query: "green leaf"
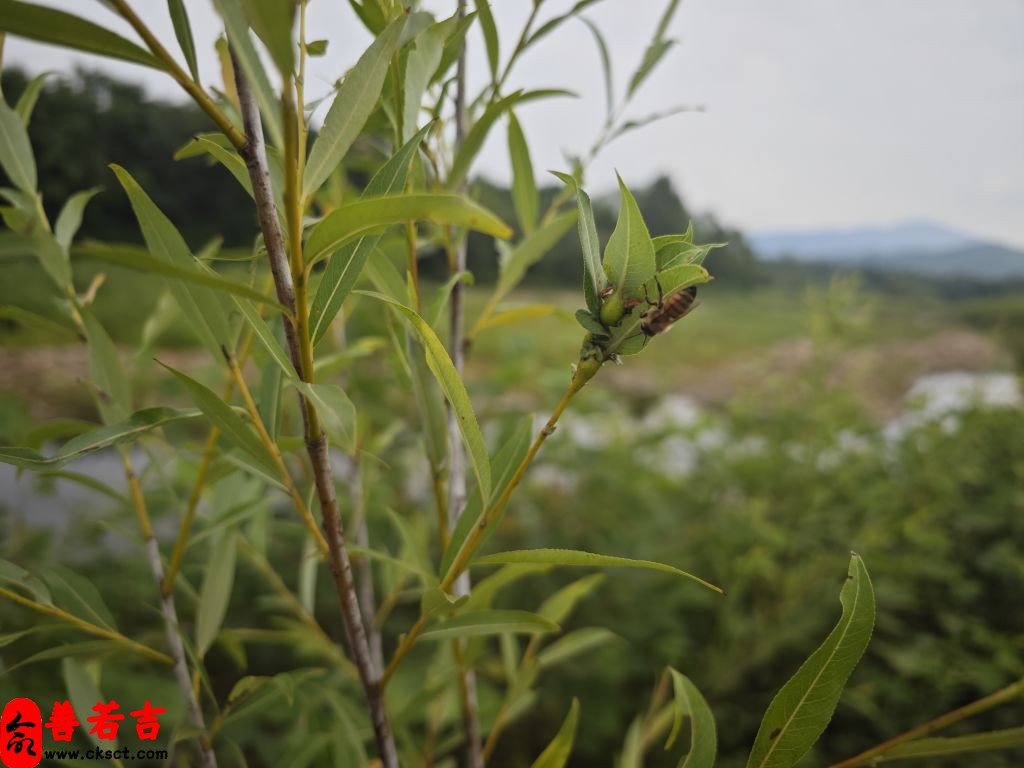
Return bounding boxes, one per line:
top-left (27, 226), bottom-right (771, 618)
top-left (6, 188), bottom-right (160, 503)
top-left (580, 17), bottom-right (614, 117)
top-left (537, 627), bottom-right (616, 670)
top-left (473, 0), bottom-right (500, 80)
top-left (303, 16), bottom-right (406, 198)
top-left (426, 270), bottom-right (473, 328)
top-left (42, 565), bottom-right (118, 631)
top-left (13, 70), bottom-right (50, 125)
top-left (30, 232), bottom-right (71, 290)
top-left (531, 699), bottom-right (580, 768)
top-left (175, 134), bottom-right (253, 196)
top-left (507, 112), bottom-right (538, 236)
top-left (552, 171), bottom-right (605, 314)
top-left (239, 0), bottom-right (295, 75)
top-left (168, 0), bottom-right (200, 83)
top-left (496, 210), bottom-right (577, 302)
top-left (538, 573), bottom-right (605, 624)
top-left (54, 188), bottom-right (100, 253)
top-left (0, 305), bottom-right (76, 340)
top-left (196, 530), bottom-right (238, 657)
top-left (403, 19), bottom-right (447, 142)
top-left (63, 658), bottom-right (114, 749)
top-left (644, 264), bottom-right (709, 298)
top-left (627, 0), bottom-right (681, 98)
top-left (478, 304), bottom-right (563, 334)
top-left (407, 334), bottom-right (448, 470)
top-left (297, 383), bottom-right (357, 453)
top-left (358, 291), bottom-right (491, 503)
top-left (309, 122), bottom-right (432, 344)
top-left (666, 670), bottom-right (717, 768)
top-left (110, 165), bottom-right (233, 358)
top-left (747, 553), bottom-right (875, 768)
top-left (873, 726), bottom-right (1024, 763)
top-left (472, 549), bottom-right (724, 595)
top-left (160, 362), bottom-right (277, 473)
top-left (603, 173), bottom-right (656, 301)
top-left (233, 297), bottom-right (295, 377)
top-left (421, 609), bottom-right (558, 641)
top-left (305, 39), bottom-right (328, 56)
top-left (0, 0), bottom-right (161, 68)
top-left (82, 307), bottom-right (131, 423)
top-left (0, 557), bottom-right (52, 604)
top-left (523, 0), bottom-right (605, 53)
top-left (449, 89), bottom-right (574, 190)
top-left (213, 0), bottom-right (284, 148)
top-left (0, 95), bottom-right (37, 193)
top-left (305, 193), bottom-right (511, 264)
top-left (0, 407), bottom-right (200, 470)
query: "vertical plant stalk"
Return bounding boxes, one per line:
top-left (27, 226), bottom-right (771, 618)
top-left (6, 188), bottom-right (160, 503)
top-left (829, 676), bottom-right (1024, 768)
top-left (349, 452), bottom-right (384, 673)
top-left (122, 453), bottom-right (218, 768)
top-left (446, 3), bottom-right (483, 764)
top-left (231, 55), bottom-right (398, 768)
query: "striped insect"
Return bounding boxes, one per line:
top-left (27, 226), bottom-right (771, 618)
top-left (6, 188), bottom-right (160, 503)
top-left (640, 282), bottom-right (699, 337)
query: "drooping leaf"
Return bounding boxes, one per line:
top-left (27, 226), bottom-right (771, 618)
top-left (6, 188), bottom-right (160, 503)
top-left (666, 670), bottom-right (717, 768)
top-left (174, 134), bottom-right (253, 196)
top-left (747, 554), bottom-right (875, 768)
top-left (552, 171), bottom-right (605, 314)
top-left (305, 193), bottom-right (511, 264)
top-left (0, 0), bottom-right (162, 68)
top-left (63, 658), bottom-right (114, 749)
top-left (196, 531), bottom-right (238, 657)
top-left (472, 0), bottom-right (500, 80)
top-left (0, 95), bottom-right (37, 193)
top-left (0, 407), bottom-right (200, 470)
top-left (303, 16), bottom-right (406, 197)
top-left (232, 297), bottom-right (295, 377)
top-left (420, 609), bottom-right (558, 641)
top-left (358, 291), bottom-right (491, 503)
top-left (296, 382), bottom-right (357, 454)
top-left (167, 0), bottom-right (200, 83)
top-left (531, 699), bottom-right (580, 768)
top-left (238, 0), bottom-right (295, 75)
top-left (309, 122), bottom-right (432, 344)
top-left (472, 549), bottom-right (724, 595)
top-left (579, 17), bottom-right (614, 117)
top-left (160, 362), bottom-right (277, 473)
top-left (42, 565), bottom-right (118, 631)
top-left (496, 211), bottom-right (577, 301)
top-left (507, 112), bottom-right (538, 236)
top-left (407, 334), bottom-right (448, 471)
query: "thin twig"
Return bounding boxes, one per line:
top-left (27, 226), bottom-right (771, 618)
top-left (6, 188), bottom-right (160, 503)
top-left (231, 53), bottom-right (399, 768)
top-left (829, 676), bottom-right (1024, 768)
top-left (121, 452), bottom-right (218, 768)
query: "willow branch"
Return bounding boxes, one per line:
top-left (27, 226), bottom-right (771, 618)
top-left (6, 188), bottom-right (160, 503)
top-left (231, 54), bottom-right (398, 768)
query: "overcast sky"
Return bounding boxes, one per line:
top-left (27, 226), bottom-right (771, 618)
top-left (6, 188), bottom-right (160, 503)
top-left (6, 1), bottom-right (1024, 246)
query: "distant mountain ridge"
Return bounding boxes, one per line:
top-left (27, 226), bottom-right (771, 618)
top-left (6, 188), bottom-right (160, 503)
top-left (749, 221), bottom-right (1024, 280)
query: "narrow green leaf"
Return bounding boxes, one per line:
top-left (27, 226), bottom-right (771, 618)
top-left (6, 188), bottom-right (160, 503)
top-left (507, 112), bottom-right (538, 236)
top-left (0, 0), bottom-right (162, 68)
top-left (74, 242), bottom-right (283, 311)
top-left (167, 0), bottom-right (200, 83)
top-left (233, 297), bottom-right (295, 376)
top-left (433, 11), bottom-right (476, 85)
top-left (305, 193), bottom-right (512, 264)
top-left (552, 171), bottom-right (605, 314)
top-left (580, 17), bottom-right (614, 117)
top-left (537, 627), bottom-right (616, 670)
top-left (296, 382), bottom-right (357, 454)
top-left (479, 304), bottom-right (563, 333)
top-left (523, 0), bottom-right (605, 53)
top-left (407, 334), bottom-right (448, 470)
top-left (213, 0), bottom-right (284, 148)
top-left (175, 135), bottom-right (253, 196)
top-left (42, 565), bottom-right (118, 631)
top-left (0, 407), bottom-right (200, 470)
top-left (667, 670), bottom-right (717, 768)
top-left (0, 558), bottom-right (52, 604)
top-left (239, 0), bottom-right (295, 75)
top-left (627, 0), bottom-right (681, 98)
top-left (531, 699), bottom-right (580, 768)
top-left (473, 0), bottom-right (500, 80)
top-left (0, 95), bottom-right (37, 193)
top-left (874, 726), bottom-right (1024, 763)
top-left (63, 658), bottom-right (113, 749)
top-left (31, 232), bottom-right (71, 289)
top-left (13, 70), bottom-right (50, 125)
top-left (82, 307), bottom-right (131, 423)
top-left (0, 305), bottom-right (76, 340)
top-left (403, 19), bottom-right (447, 142)
top-left (196, 531), bottom-right (238, 657)
top-left (309, 122), bottom-right (432, 344)
top-left (449, 89), bottom-right (573, 190)
top-left (497, 210), bottom-right (576, 301)
top-left (538, 573), bottom-right (604, 624)
top-left (303, 16), bottom-right (406, 197)
top-left (421, 609), bottom-right (558, 641)
top-left (472, 549), bottom-right (724, 595)
top-left (357, 291), bottom-right (491, 503)
top-left (55, 188), bottom-right (100, 253)
top-left (426, 270), bottom-right (473, 328)
top-left (747, 553), bottom-right (875, 768)
top-left (110, 165), bottom-right (233, 357)
top-left (644, 264), bottom-right (709, 298)
top-left (160, 362), bottom-right (277, 473)
top-left (603, 173), bottom-right (656, 301)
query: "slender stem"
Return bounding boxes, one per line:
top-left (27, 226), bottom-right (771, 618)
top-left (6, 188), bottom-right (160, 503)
top-left (829, 677), bottom-right (1024, 768)
top-left (225, 352), bottom-right (329, 556)
top-left (383, 379), bottom-right (584, 687)
top-left (349, 452), bottom-right (384, 673)
top-left (482, 634), bottom-right (544, 762)
top-left (107, 0), bottom-right (245, 150)
top-left (232, 57), bottom-right (398, 768)
top-left (121, 452), bottom-right (218, 768)
top-left (0, 585), bottom-right (170, 665)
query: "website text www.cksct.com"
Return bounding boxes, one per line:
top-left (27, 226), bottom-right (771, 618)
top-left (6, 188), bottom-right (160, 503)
top-left (41, 746), bottom-right (169, 761)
